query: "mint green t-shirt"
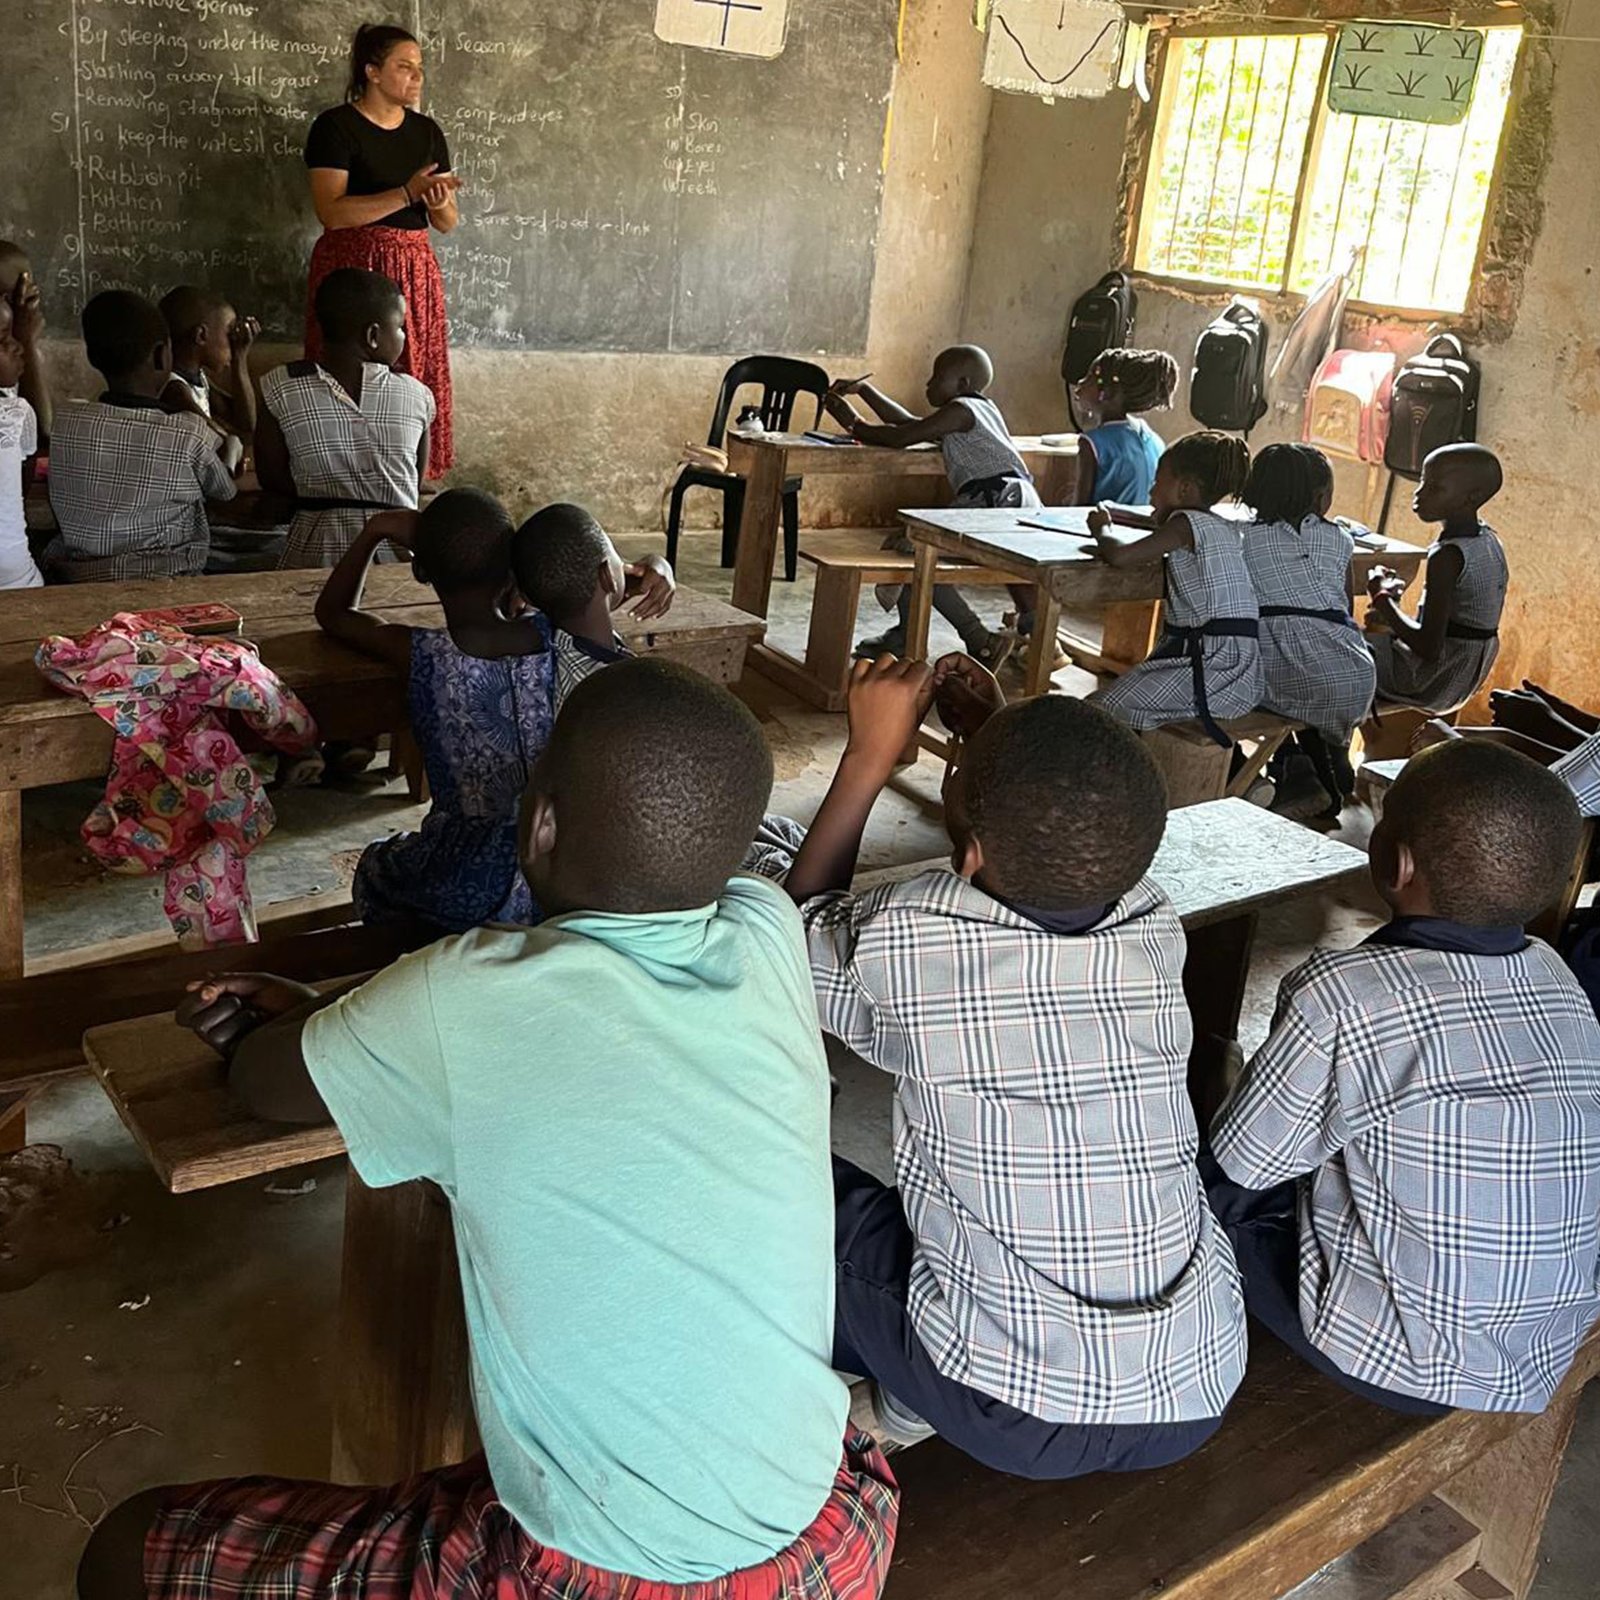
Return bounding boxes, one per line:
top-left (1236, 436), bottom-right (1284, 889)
top-left (304, 875), bottom-right (848, 1583)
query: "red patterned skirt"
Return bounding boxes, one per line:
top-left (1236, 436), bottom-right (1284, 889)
top-left (305, 226), bottom-right (454, 475)
top-left (142, 1434), bottom-right (898, 1600)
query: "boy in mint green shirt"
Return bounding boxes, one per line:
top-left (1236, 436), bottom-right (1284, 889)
top-left (79, 660), bottom-right (898, 1600)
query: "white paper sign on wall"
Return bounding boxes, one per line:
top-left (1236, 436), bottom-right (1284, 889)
top-left (654, 0), bottom-right (790, 59)
top-left (983, 0), bottom-right (1125, 100)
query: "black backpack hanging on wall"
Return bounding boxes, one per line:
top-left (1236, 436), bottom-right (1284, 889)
top-left (1384, 334), bottom-right (1480, 478)
top-left (1189, 299), bottom-right (1270, 434)
top-left (1062, 272), bottom-right (1137, 417)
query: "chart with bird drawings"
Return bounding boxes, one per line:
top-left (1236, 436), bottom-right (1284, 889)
top-left (982, 0), bottom-right (1124, 100)
top-left (4, 0), bottom-right (896, 353)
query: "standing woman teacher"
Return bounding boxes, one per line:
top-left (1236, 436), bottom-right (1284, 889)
top-left (303, 24), bottom-right (461, 473)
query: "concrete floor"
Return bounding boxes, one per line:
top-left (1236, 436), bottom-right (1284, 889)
top-left (2, 532), bottom-right (1596, 1598)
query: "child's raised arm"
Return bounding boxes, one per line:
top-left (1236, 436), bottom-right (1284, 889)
top-left (314, 512), bottom-right (418, 670)
top-left (11, 274), bottom-right (51, 441)
top-left (223, 314), bottom-right (261, 442)
top-left (785, 656), bottom-right (935, 902)
top-left (1366, 543), bottom-right (1463, 664)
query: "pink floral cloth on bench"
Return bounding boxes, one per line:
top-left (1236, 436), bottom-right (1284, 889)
top-left (35, 615), bottom-right (319, 948)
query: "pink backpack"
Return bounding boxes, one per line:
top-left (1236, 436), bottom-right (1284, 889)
top-left (1302, 349), bottom-right (1396, 464)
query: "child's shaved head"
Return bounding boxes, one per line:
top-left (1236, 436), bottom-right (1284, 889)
top-left (1378, 740), bottom-right (1580, 926)
top-left (522, 658), bottom-right (774, 915)
top-left (412, 488), bottom-right (513, 595)
top-left (933, 344), bottom-right (993, 391)
top-left (954, 695), bottom-right (1167, 910)
top-left (1429, 443), bottom-right (1502, 501)
top-left (82, 290), bottom-right (168, 382)
top-left (512, 503), bottom-right (619, 621)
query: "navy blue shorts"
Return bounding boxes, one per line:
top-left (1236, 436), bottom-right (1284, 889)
top-left (1199, 1152), bottom-right (1450, 1418)
top-left (831, 1156), bottom-right (1225, 1478)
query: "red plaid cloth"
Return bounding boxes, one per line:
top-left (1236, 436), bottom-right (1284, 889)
top-left (144, 1434), bottom-right (897, 1600)
top-left (305, 225), bottom-right (455, 475)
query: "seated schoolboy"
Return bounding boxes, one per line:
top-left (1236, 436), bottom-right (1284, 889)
top-left (1365, 444), bottom-right (1507, 714)
top-left (0, 238), bottom-right (53, 441)
top-left (47, 291), bottom-right (236, 581)
top-left (823, 345), bottom-right (1032, 670)
top-left (0, 325), bottom-right (41, 589)
top-left (257, 267), bottom-right (434, 569)
top-left (158, 285), bottom-right (261, 473)
top-left (785, 655), bottom-right (1246, 1472)
top-left (1208, 740), bottom-right (1600, 1414)
top-left (79, 659), bottom-right (897, 1600)
top-left (511, 503), bottom-right (805, 880)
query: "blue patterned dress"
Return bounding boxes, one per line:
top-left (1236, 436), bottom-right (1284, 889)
top-left (353, 622), bottom-right (623, 932)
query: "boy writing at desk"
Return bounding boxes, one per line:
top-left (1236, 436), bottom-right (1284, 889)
top-left (82, 660), bottom-right (897, 1600)
top-left (784, 654), bottom-right (1246, 1470)
top-left (823, 346), bottom-right (1032, 671)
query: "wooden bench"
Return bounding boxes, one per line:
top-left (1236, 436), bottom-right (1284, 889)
top-left (766, 530), bottom-right (1023, 712)
top-left (886, 1331), bottom-right (1600, 1600)
top-left (1143, 713), bottom-right (1305, 810)
top-left (1360, 703), bottom-right (1460, 762)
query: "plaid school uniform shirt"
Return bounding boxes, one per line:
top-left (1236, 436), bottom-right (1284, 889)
top-left (260, 361), bottom-right (434, 567)
top-left (47, 396), bottom-right (234, 580)
top-left (1552, 733), bottom-right (1600, 818)
top-left (1212, 937), bottom-right (1600, 1411)
top-left (803, 869), bottom-right (1247, 1425)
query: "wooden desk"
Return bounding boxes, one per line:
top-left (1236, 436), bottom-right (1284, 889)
top-left (900, 508), bottom-right (1429, 694)
top-left (0, 572), bottom-right (764, 979)
top-left (725, 432), bottom-right (1079, 692)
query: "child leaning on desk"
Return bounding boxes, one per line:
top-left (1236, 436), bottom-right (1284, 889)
top-left (822, 344), bottom-right (1033, 672)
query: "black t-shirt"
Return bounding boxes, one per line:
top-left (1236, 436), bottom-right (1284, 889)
top-left (303, 103), bottom-right (451, 231)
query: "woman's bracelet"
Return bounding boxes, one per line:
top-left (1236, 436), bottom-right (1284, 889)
top-left (401, 182), bottom-right (417, 206)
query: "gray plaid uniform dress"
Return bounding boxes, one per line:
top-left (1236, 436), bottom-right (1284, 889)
top-left (47, 398), bottom-right (235, 581)
top-left (1243, 515), bottom-right (1376, 742)
top-left (1370, 524), bottom-right (1507, 713)
top-left (1552, 734), bottom-right (1600, 817)
top-left (260, 362), bottom-right (434, 569)
top-left (803, 870), bottom-right (1247, 1425)
top-left (1212, 936), bottom-right (1600, 1411)
top-left (1092, 510), bottom-right (1263, 731)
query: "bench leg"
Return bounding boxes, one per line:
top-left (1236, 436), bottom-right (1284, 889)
top-left (1143, 730), bottom-right (1233, 809)
top-left (804, 566), bottom-right (865, 710)
top-left (0, 789), bottom-right (21, 981)
top-left (1436, 1376), bottom-right (1588, 1599)
top-left (1224, 730), bottom-right (1293, 800)
top-left (1183, 911), bottom-right (1257, 1126)
top-left (331, 1174), bottom-right (477, 1484)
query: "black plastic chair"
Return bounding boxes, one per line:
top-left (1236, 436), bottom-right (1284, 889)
top-left (666, 356), bottom-right (830, 581)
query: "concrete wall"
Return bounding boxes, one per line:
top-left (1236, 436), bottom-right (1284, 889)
top-left (959, 12), bottom-right (1599, 707)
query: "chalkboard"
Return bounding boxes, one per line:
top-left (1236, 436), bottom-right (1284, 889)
top-left (5, 0), bottom-right (899, 354)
